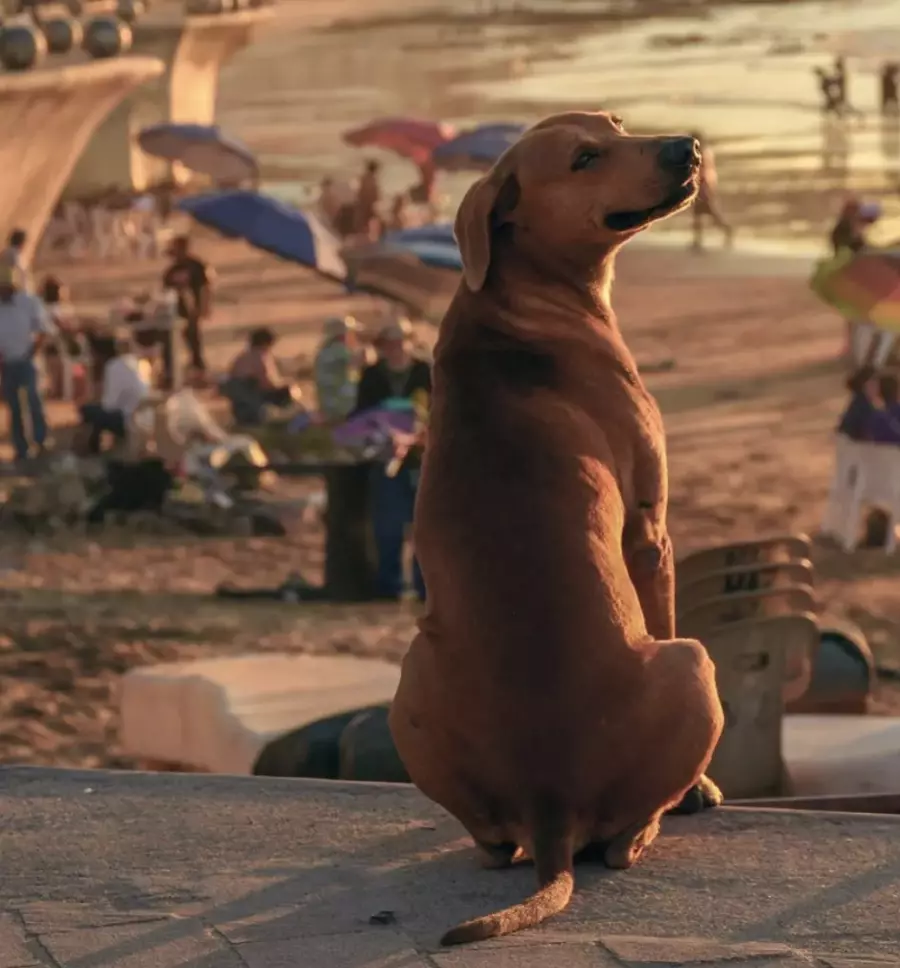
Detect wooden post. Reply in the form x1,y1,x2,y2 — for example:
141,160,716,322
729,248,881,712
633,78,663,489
323,461,378,602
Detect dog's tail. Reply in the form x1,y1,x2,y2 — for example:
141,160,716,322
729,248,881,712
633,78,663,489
440,801,575,947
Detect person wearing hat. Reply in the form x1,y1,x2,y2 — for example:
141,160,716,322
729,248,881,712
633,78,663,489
77,334,151,455
355,316,431,602
0,263,52,463
314,315,363,422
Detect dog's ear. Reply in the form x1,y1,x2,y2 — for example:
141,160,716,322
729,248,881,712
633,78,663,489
454,171,520,291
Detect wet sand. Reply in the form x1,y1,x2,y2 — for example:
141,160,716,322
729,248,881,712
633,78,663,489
220,0,900,247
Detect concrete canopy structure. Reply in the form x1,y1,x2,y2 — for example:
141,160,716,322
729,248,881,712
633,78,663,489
0,56,164,263
65,7,274,199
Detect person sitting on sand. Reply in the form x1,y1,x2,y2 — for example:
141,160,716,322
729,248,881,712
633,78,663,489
836,366,877,442
316,176,343,229
867,373,900,444
314,315,364,423
387,193,412,232
222,327,300,425
691,132,733,252
78,335,151,455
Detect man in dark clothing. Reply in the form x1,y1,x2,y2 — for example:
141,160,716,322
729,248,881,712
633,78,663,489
881,62,899,115
355,318,431,602
162,235,212,383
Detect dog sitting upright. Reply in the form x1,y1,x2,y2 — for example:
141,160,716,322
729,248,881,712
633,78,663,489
389,111,725,946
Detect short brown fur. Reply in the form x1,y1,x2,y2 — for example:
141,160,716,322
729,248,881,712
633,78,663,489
388,111,725,946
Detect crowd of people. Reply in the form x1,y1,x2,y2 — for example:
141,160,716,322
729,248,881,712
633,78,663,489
315,157,437,242
815,57,899,118
0,220,431,599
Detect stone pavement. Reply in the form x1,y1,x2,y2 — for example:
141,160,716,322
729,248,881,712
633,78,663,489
1,767,899,967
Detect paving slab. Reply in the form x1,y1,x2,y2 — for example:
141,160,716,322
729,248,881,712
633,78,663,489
1,767,899,967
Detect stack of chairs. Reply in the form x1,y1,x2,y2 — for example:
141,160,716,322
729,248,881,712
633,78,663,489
675,534,873,799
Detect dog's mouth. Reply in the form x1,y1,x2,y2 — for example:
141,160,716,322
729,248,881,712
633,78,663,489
604,177,698,233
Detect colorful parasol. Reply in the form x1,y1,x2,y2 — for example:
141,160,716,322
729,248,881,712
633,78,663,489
342,117,456,166
809,248,900,332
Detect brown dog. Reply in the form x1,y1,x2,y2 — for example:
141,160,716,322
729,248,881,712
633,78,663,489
388,111,725,946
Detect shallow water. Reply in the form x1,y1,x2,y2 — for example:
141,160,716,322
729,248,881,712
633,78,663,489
218,0,900,247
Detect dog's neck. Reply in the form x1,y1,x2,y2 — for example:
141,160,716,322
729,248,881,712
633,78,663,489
465,240,620,345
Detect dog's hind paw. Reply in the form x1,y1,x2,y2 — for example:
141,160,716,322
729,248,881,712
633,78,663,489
667,775,724,816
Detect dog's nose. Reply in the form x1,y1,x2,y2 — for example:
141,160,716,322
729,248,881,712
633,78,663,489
658,137,700,171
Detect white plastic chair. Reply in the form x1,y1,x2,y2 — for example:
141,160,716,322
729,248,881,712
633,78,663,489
821,435,865,539
837,441,900,552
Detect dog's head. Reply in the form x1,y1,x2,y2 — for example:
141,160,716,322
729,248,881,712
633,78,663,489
454,111,701,291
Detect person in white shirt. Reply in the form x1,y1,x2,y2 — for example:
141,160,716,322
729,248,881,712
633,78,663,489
78,336,151,454
0,264,52,461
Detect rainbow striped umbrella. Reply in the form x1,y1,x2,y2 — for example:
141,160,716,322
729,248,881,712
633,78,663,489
810,248,900,332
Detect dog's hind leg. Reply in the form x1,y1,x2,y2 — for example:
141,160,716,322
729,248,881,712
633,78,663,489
603,815,662,870
668,774,724,815
476,841,524,869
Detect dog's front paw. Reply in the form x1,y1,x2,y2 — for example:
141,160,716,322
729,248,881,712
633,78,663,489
667,775,724,816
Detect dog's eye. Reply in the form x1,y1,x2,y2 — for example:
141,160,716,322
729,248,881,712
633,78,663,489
572,149,602,171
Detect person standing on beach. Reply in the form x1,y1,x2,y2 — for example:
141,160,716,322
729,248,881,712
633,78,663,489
162,235,213,384
690,133,733,252
0,229,30,292
355,318,430,602
0,265,52,464
354,160,382,237
881,62,899,115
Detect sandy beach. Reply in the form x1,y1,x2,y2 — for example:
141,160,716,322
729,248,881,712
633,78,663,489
3,237,900,769
4,0,900,769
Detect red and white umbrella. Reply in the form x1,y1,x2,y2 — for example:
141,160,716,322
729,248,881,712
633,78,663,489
343,117,456,166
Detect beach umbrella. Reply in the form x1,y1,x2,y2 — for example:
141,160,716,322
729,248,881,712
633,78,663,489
343,243,459,323
343,117,456,166
138,123,259,184
432,122,528,171
810,248,900,331
383,223,456,246
178,190,347,281
374,239,462,272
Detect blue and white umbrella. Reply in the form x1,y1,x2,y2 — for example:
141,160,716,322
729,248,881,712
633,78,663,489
383,223,456,247
388,239,462,272
178,190,347,281
432,122,527,171
138,123,259,185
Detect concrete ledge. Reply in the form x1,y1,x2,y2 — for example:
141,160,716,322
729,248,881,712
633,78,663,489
119,653,400,773
0,767,898,965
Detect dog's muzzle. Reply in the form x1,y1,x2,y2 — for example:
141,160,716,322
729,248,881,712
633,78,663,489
657,137,701,175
